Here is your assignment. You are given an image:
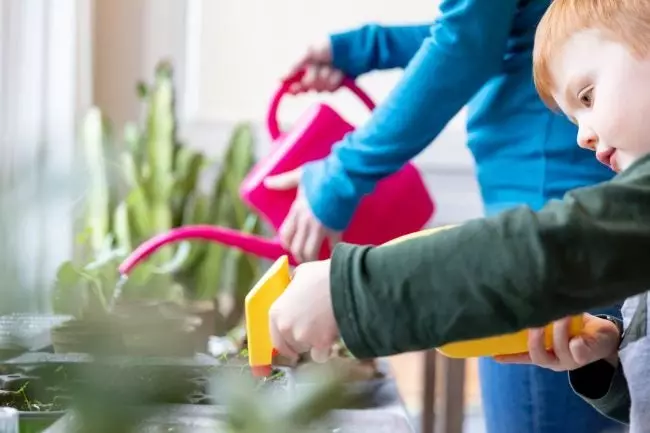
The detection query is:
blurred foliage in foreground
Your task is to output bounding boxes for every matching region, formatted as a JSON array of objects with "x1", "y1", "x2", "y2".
[{"x1": 0, "y1": 127, "x2": 349, "y2": 433}]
